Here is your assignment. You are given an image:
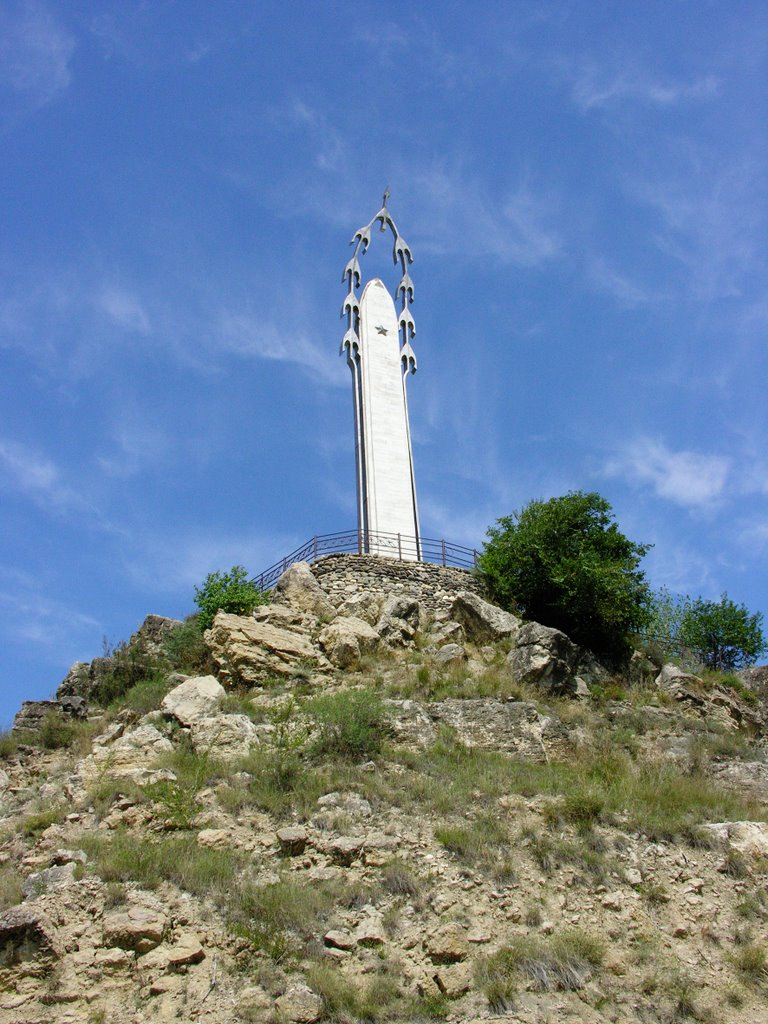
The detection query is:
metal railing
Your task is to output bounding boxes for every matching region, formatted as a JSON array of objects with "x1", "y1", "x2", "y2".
[{"x1": 251, "y1": 529, "x2": 480, "y2": 591}]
